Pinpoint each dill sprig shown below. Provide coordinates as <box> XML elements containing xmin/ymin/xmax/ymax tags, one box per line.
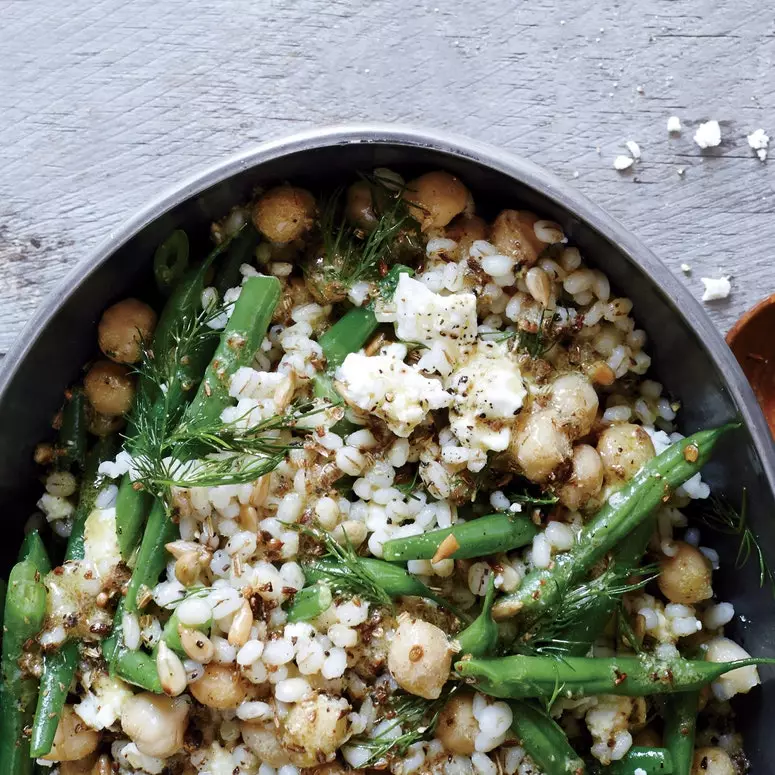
<box><xmin>292</xmin><ymin>522</ymin><xmax>393</xmax><ymax>609</ymax></box>
<box><xmin>350</xmin><ymin>689</ymin><xmax>454</xmax><ymax>767</ymax></box>
<box><xmin>515</xmin><ymin>308</ymin><xmax>557</xmax><ymax>359</ymax></box>
<box><xmin>697</xmin><ymin>489</ymin><xmax>775</xmax><ymax>597</ymax></box>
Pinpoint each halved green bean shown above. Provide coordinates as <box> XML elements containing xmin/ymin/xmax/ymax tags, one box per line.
<box><xmin>456</xmin><ymin>574</ymin><xmax>498</xmax><ymax>657</ymax></box>
<box><xmin>18</xmin><ymin>530</ymin><xmax>51</xmax><ymax>574</ymax></box>
<box><xmin>287</xmin><ymin>583</ymin><xmax>333</xmax><ymax>623</ymax></box>
<box><xmin>508</xmin><ymin>700</ymin><xmax>586</xmax><ymax>775</ymax></box>
<box><xmin>605</xmin><ymin>748</ymin><xmax>674</xmax><ymax>775</ymax></box>
<box><xmin>456</xmin><ymin>652</ymin><xmax>775</xmax><ymax>700</ymax></box>
<box><xmin>493</xmin><ymin>425</ymin><xmax>735</xmax><ymax>621</ymax></box>
<box><xmin>663</xmin><ymin>692</ymin><xmax>699</xmax><ymax>775</ymax></box>
<box><xmin>0</xmin><ymin>561</ymin><xmax>48</xmax><ymax>775</ymax></box>
<box><xmin>115</xmin><ymin>475</ymin><xmax>152</xmax><ymax>561</ymax></box>
<box><xmin>383</xmin><ymin>513</ymin><xmax>538</xmax><ymax>563</ymax></box>
<box><xmin>154</xmin><ymin>230</ymin><xmax>190</xmax><ymax>294</ymax></box>
<box><xmin>304</xmin><ymin>556</ymin><xmax>470</xmax><ymax>622</ymax></box>
<box><xmin>115</xmin><ymin>648</ymin><xmax>162</xmax><ymax>693</ymax></box>
<box><xmin>56</xmin><ymin>387</ymin><xmax>87</xmax><ymax>470</ymax></box>
<box><xmin>184</xmin><ymin>275</ymin><xmax>282</xmax><ymax>428</ymax></box>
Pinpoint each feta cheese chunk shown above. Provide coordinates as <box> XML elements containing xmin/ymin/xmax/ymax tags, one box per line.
<box><xmin>667</xmin><ymin>116</ymin><xmax>682</xmax><ymax>133</ymax></box>
<box><xmin>75</xmin><ymin>673</ymin><xmax>134</xmax><ymax>730</ymax></box>
<box><xmin>613</xmin><ymin>155</ymin><xmax>634</xmax><ymax>171</ymax></box>
<box><xmin>693</xmin><ymin>120</ymin><xmax>721</xmax><ymax>149</ymax></box>
<box><xmin>446</xmin><ymin>343</ymin><xmax>527</xmax><ymax>452</ymax></box>
<box><xmin>700</xmin><ymin>276</ymin><xmax>731</xmax><ymax>302</ymax></box>
<box><xmin>84</xmin><ymin>506</ymin><xmax>122</xmax><ymax>579</ymax></box>
<box><xmin>378</xmin><ymin>274</ymin><xmax>478</xmax><ymax>374</ymax></box>
<box><xmin>335</xmin><ymin>344</ymin><xmax>452</xmax><ymax>437</ymax></box>
<box><xmin>747</xmin><ymin>128</ymin><xmax>769</xmax><ymax>161</ymax></box>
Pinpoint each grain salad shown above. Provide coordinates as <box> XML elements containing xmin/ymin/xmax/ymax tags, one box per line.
<box><xmin>1</xmin><ymin>169</ymin><xmax>769</xmax><ymax>775</ymax></box>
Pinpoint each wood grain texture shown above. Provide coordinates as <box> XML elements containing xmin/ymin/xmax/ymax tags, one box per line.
<box><xmin>0</xmin><ymin>0</ymin><xmax>773</xmax><ymax>357</ymax></box>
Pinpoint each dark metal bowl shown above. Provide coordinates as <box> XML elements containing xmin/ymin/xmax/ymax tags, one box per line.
<box><xmin>1</xmin><ymin>125</ymin><xmax>773</xmax><ymax>762</ymax></box>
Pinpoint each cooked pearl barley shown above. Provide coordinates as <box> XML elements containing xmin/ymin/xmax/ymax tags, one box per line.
<box><xmin>237</xmin><ymin>701</ymin><xmax>274</xmax><ymax>721</ymax></box>
<box><xmin>704</xmin><ymin>602</ymin><xmax>735</xmax><ymax>629</ymax></box>
<box><xmin>177</xmin><ymin>598</ymin><xmax>212</xmax><ymax>628</ymax></box>
<box><xmin>332</xmin><ymin>520</ymin><xmax>368</xmax><ymax>547</ymax></box>
<box><xmin>545</xmin><ymin>521</ymin><xmax>575</xmax><ymax>551</ymax></box>
<box><xmin>564</xmin><ymin>268</ymin><xmax>595</xmax><ymax>295</ymax></box>
<box><xmin>336</xmin><ymin>600</ymin><xmax>369</xmax><ymax>626</ymax></box>
<box><xmin>322</xmin><ymin>647</ymin><xmax>348</xmax><ymax>679</ymax></box>
<box><xmin>277</xmin><ymin>492</ymin><xmax>304</xmax><ymax>523</ymax></box>
<box><xmin>468</xmin><ymin>563</ymin><xmax>492</xmax><ymax>596</ymax></box>
<box><xmin>122</xmin><ymin>611</ymin><xmax>141</xmax><ymax>651</ymax></box>
<box><xmin>533</xmin><ymin>220</ymin><xmax>564</xmax><ymax>244</ymax></box>
<box><xmin>314</xmin><ymin>497</ymin><xmax>340</xmax><ymax>530</ymax></box>
<box><xmin>481</xmin><ymin>254</ymin><xmax>516</xmax><ymax>277</ymax></box>
<box><xmin>705</xmin><ymin>637</ymin><xmax>760</xmax><ymax>700</ymax></box>
<box><xmin>275</xmin><ymin>677</ymin><xmax>312</xmax><ymax>703</ymax></box>
<box><xmin>336</xmin><ymin>446</ymin><xmax>367</xmax><ymax>476</ymax></box>
<box><xmin>263</xmin><ymin>638</ymin><xmax>295</xmax><ymax>665</ymax></box>
<box><xmin>328</xmin><ymin>624</ymin><xmax>358</xmax><ymax>648</ymax></box>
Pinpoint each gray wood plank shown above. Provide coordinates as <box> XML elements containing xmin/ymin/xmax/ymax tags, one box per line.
<box><xmin>1</xmin><ymin>0</ymin><xmax>773</xmax><ymax>357</ymax></box>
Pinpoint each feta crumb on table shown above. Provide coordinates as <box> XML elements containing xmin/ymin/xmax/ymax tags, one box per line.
<box><xmin>667</xmin><ymin>115</ymin><xmax>682</xmax><ymax>133</ymax></box>
<box><xmin>613</xmin><ymin>155</ymin><xmax>634</xmax><ymax>171</ymax></box>
<box><xmin>747</xmin><ymin>128</ymin><xmax>769</xmax><ymax>161</ymax></box>
<box><xmin>700</xmin><ymin>276</ymin><xmax>731</xmax><ymax>302</ymax></box>
<box><xmin>626</xmin><ymin>140</ymin><xmax>641</xmax><ymax>159</ymax></box>
<box><xmin>694</xmin><ymin>120</ymin><xmax>721</xmax><ymax>149</ymax></box>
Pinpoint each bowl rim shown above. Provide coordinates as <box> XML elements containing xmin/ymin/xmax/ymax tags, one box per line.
<box><xmin>2</xmin><ymin>122</ymin><xmax>773</xmax><ymax>490</ymax></box>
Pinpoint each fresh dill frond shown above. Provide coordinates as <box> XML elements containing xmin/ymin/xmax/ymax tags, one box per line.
<box><xmin>505</xmin><ymin>488</ymin><xmax>559</xmax><ymax>507</ymax></box>
<box><xmin>350</xmin><ymin>689</ymin><xmax>454</xmax><ymax>767</ymax></box>
<box><xmin>480</xmin><ymin>329</ymin><xmax>518</xmax><ymax>344</ymax></box>
<box><xmin>698</xmin><ymin>489</ymin><xmax>775</xmax><ymax>597</ymax></box>
<box><xmin>515</xmin><ymin>308</ymin><xmax>557</xmax><ymax>359</ymax></box>
<box><xmin>394</xmin><ymin>466</ymin><xmax>422</xmax><ymax>498</ymax></box>
<box><xmin>293</xmin><ymin>522</ymin><xmax>393</xmax><ymax>609</ymax></box>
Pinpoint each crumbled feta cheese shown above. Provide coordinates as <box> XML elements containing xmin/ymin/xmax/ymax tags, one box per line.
<box><xmin>97</xmin><ymin>449</ymin><xmax>135</xmax><ymax>480</ymax></box>
<box><xmin>700</xmin><ymin>276</ymin><xmax>731</xmax><ymax>302</ymax></box>
<box><xmin>446</xmin><ymin>343</ymin><xmax>527</xmax><ymax>452</ymax></box>
<box><xmin>379</xmin><ymin>274</ymin><xmax>478</xmax><ymax>374</ymax></box>
<box><xmin>747</xmin><ymin>128</ymin><xmax>769</xmax><ymax>161</ymax></box>
<box><xmin>667</xmin><ymin>116</ymin><xmax>682</xmax><ymax>133</ymax></box>
<box><xmin>36</xmin><ymin>493</ymin><xmax>75</xmax><ymax>521</ymax></box>
<box><xmin>75</xmin><ymin>673</ymin><xmax>134</xmax><ymax>730</ymax></box>
<box><xmin>694</xmin><ymin>120</ymin><xmax>721</xmax><ymax>149</ymax></box>
<box><xmin>626</xmin><ymin>140</ymin><xmax>641</xmax><ymax>159</ymax></box>
<box><xmin>680</xmin><ymin>263</ymin><xmax>691</xmax><ymax>273</ymax></box>
<box><xmin>84</xmin><ymin>506</ymin><xmax>122</xmax><ymax>579</ymax></box>
<box><xmin>613</xmin><ymin>155</ymin><xmax>634</xmax><ymax>171</ymax></box>
<box><xmin>335</xmin><ymin>344</ymin><xmax>452</xmax><ymax>437</ymax></box>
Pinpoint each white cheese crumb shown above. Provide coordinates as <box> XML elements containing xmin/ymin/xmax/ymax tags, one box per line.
<box><xmin>613</xmin><ymin>155</ymin><xmax>634</xmax><ymax>171</ymax></box>
<box><xmin>694</xmin><ymin>120</ymin><xmax>721</xmax><ymax>149</ymax></box>
<box><xmin>626</xmin><ymin>140</ymin><xmax>641</xmax><ymax>159</ymax></box>
<box><xmin>747</xmin><ymin>128</ymin><xmax>769</xmax><ymax>161</ymax></box>
<box><xmin>635</xmin><ymin>769</ymin><xmax>647</xmax><ymax>775</ymax></box>
<box><xmin>680</xmin><ymin>263</ymin><xmax>692</xmax><ymax>273</ymax></box>
<box><xmin>667</xmin><ymin>116</ymin><xmax>682</xmax><ymax>133</ymax></box>
<box><xmin>677</xmin><ymin>168</ymin><xmax>686</xmax><ymax>176</ymax></box>
<box><xmin>701</xmin><ymin>276</ymin><xmax>731</xmax><ymax>302</ymax></box>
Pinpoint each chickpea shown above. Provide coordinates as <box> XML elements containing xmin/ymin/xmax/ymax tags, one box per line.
<box><xmin>83</xmin><ymin>360</ymin><xmax>135</xmax><ymax>417</ymax></box>
<box><xmin>512</xmin><ymin>410</ymin><xmax>572</xmax><ymax>483</ymax></box>
<box><xmin>445</xmin><ymin>215</ymin><xmax>488</xmax><ymax>254</ymax></box>
<box><xmin>658</xmin><ymin>541</ymin><xmax>713</xmax><ymax>605</ymax></box>
<box><xmin>704</xmin><ymin>637</ymin><xmax>760</xmax><ymax>700</ymax></box>
<box><xmin>189</xmin><ymin>663</ymin><xmax>247</xmax><ymax>709</ymax></box>
<box><xmin>558</xmin><ymin>444</ymin><xmax>604</xmax><ymax>511</ymax></box>
<box><xmin>596</xmin><ymin>423</ymin><xmax>655</xmax><ymax>485</ymax></box>
<box><xmin>241</xmin><ymin>720</ymin><xmax>291</xmax><ymax>767</ymax></box>
<box><xmin>692</xmin><ymin>747</ymin><xmax>736</xmax><ymax>775</ymax></box>
<box><xmin>388</xmin><ymin>616</ymin><xmax>452</xmax><ymax>699</ymax></box>
<box><xmin>549</xmin><ymin>373</ymin><xmax>599</xmax><ymax>439</ymax></box>
<box><xmin>345</xmin><ymin>180</ymin><xmax>378</xmax><ymax>231</ymax></box>
<box><xmin>435</xmin><ymin>692</ymin><xmax>478</xmax><ymax>755</ymax></box>
<box><xmin>282</xmin><ymin>693</ymin><xmax>352</xmax><ymax>766</ymax></box>
<box><xmin>41</xmin><ymin>705</ymin><xmax>100</xmax><ymax>762</ymax></box>
<box><xmin>98</xmin><ymin>298</ymin><xmax>157</xmax><ymax>364</ymax></box>
<box><xmin>402</xmin><ymin>171</ymin><xmax>470</xmax><ymax>231</ymax></box>
<box><xmin>490</xmin><ymin>210</ymin><xmax>545</xmax><ymax>268</ymax></box>
<box><xmin>120</xmin><ymin>692</ymin><xmax>189</xmax><ymax>758</ymax></box>
<box><xmin>252</xmin><ymin>185</ymin><xmax>316</xmax><ymax>243</ymax></box>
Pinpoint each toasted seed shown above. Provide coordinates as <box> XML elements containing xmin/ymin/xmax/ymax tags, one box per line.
<box><xmin>250</xmin><ymin>476</ymin><xmax>270</xmax><ymax>507</ymax></box>
<box><xmin>238</xmin><ymin>504</ymin><xmax>259</xmax><ymax>534</ymax></box>
<box><xmin>180</xmin><ymin>627</ymin><xmax>215</xmax><ymax>664</ymax></box>
<box><xmin>588</xmin><ymin>361</ymin><xmax>616</xmax><ymax>386</ymax></box>
<box><xmin>228</xmin><ymin>600</ymin><xmax>254</xmax><ymax>647</ymax></box>
<box><xmin>175</xmin><ymin>551</ymin><xmax>202</xmax><ymax>587</ymax></box>
<box><xmin>273</xmin><ymin>372</ymin><xmax>296</xmax><ymax>410</ymax></box>
<box><xmin>525</xmin><ymin>266</ymin><xmax>552</xmax><ymax>307</ymax></box>
<box><xmin>431</xmin><ymin>534</ymin><xmax>461</xmax><ymax>564</ymax></box>
<box><xmin>157</xmin><ymin>640</ymin><xmax>187</xmax><ymax>696</ymax></box>
<box><xmin>165</xmin><ymin>540</ymin><xmax>202</xmax><ymax>559</ymax></box>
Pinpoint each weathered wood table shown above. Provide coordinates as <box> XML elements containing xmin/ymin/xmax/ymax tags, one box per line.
<box><xmin>1</xmin><ymin>0</ymin><xmax>773</xmax><ymax>358</ymax></box>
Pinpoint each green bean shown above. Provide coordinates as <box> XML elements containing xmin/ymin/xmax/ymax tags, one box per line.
<box><xmin>383</xmin><ymin>513</ymin><xmax>538</xmax><ymax>563</ymax></box>
<box><xmin>287</xmin><ymin>583</ymin><xmax>334</xmax><ymax>623</ymax></box>
<box><xmin>0</xmin><ymin>561</ymin><xmax>48</xmax><ymax>775</ymax></box>
<box><xmin>153</xmin><ymin>229</ymin><xmax>190</xmax><ymax>294</ymax></box>
<box><xmin>304</xmin><ymin>556</ymin><xmax>470</xmax><ymax>622</ymax></box>
<box><xmin>456</xmin><ymin>652</ymin><xmax>775</xmax><ymax>700</ymax></box>
<box><xmin>184</xmin><ymin>275</ymin><xmax>282</xmax><ymax>428</ymax></box>
<box><xmin>18</xmin><ymin>531</ymin><xmax>51</xmax><ymax>574</ymax></box>
<box><xmin>508</xmin><ymin>700</ymin><xmax>586</xmax><ymax>775</ymax></box>
<box><xmin>30</xmin><ymin>645</ymin><xmax>77</xmax><ymax>758</ymax></box>
<box><xmin>115</xmin><ymin>647</ymin><xmax>162</xmax><ymax>693</ymax></box>
<box><xmin>115</xmin><ymin>475</ymin><xmax>153</xmax><ymax>560</ymax></box>
<box><xmin>492</xmin><ymin>425</ymin><xmax>735</xmax><ymax>621</ymax></box>
<box><xmin>604</xmin><ymin>748</ymin><xmax>674</xmax><ymax>775</ymax></box>
<box><xmin>56</xmin><ymin>387</ymin><xmax>87</xmax><ymax>470</ymax></box>
<box><xmin>65</xmin><ymin>435</ymin><xmax>120</xmax><ymax>562</ymax></box>
<box><xmin>663</xmin><ymin>692</ymin><xmax>699</xmax><ymax>775</ymax></box>
<box><xmin>456</xmin><ymin>574</ymin><xmax>498</xmax><ymax>657</ymax></box>
<box><xmin>0</xmin><ymin>578</ymin><xmax>6</xmax><ymax>632</ymax></box>
<box><xmin>214</xmin><ymin>224</ymin><xmax>259</xmax><ymax>297</ymax></box>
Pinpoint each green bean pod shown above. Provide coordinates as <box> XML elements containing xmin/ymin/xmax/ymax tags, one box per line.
<box><xmin>30</xmin><ymin>644</ymin><xmax>77</xmax><ymax>758</ymax></box>
<box><xmin>153</xmin><ymin>229</ymin><xmax>190</xmax><ymax>294</ymax></box>
<box><xmin>115</xmin><ymin>648</ymin><xmax>162</xmax><ymax>693</ymax></box>
<box><xmin>604</xmin><ymin>748</ymin><xmax>674</xmax><ymax>775</ymax></box>
<box><xmin>663</xmin><ymin>692</ymin><xmax>699</xmax><ymax>775</ymax></box>
<box><xmin>18</xmin><ymin>530</ymin><xmax>51</xmax><ymax>573</ymax></box>
<box><xmin>184</xmin><ymin>275</ymin><xmax>282</xmax><ymax>428</ymax></box>
<box><xmin>304</xmin><ymin>556</ymin><xmax>470</xmax><ymax>622</ymax></box>
<box><xmin>456</xmin><ymin>574</ymin><xmax>498</xmax><ymax>657</ymax></box>
<box><xmin>493</xmin><ymin>425</ymin><xmax>735</xmax><ymax>621</ymax></box>
<box><xmin>56</xmin><ymin>386</ymin><xmax>87</xmax><ymax>470</ymax></box>
<box><xmin>115</xmin><ymin>475</ymin><xmax>153</xmax><ymax>561</ymax></box>
<box><xmin>0</xmin><ymin>561</ymin><xmax>48</xmax><ymax>775</ymax></box>
<box><xmin>456</xmin><ymin>652</ymin><xmax>775</xmax><ymax>700</ymax></box>
<box><xmin>383</xmin><ymin>513</ymin><xmax>538</xmax><ymax>563</ymax></box>
<box><xmin>508</xmin><ymin>700</ymin><xmax>586</xmax><ymax>775</ymax></box>
<box><xmin>287</xmin><ymin>583</ymin><xmax>334</xmax><ymax>623</ymax></box>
